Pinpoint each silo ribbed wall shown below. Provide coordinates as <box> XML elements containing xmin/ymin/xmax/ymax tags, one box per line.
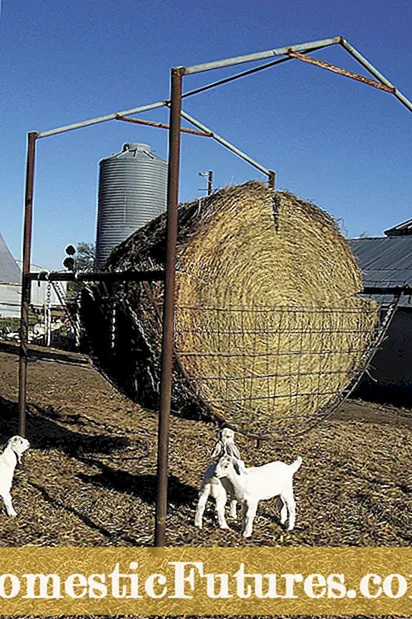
<box><xmin>95</xmin><ymin>143</ymin><xmax>167</xmax><ymax>267</ymax></box>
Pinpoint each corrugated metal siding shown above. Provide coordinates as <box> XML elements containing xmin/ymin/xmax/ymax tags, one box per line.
<box><xmin>95</xmin><ymin>143</ymin><xmax>167</xmax><ymax>267</ymax></box>
<box><xmin>351</xmin><ymin>237</ymin><xmax>412</xmax><ymax>277</ymax></box>
<box><xmin>351</xmin><ymin>237</ymin><xmax>412</xmax><ymax>307</ymax></box>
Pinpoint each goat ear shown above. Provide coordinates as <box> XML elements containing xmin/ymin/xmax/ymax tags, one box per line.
<box><xmin>8</xmin><ymin>438</ymin><xmax>23</xmax><ymax>463</ymax></box>
<box><xmin>227</xmin><ymin>443</ymin><xmax>241</xmax><ymax>459</ymax></box>
<box><xmin>211</xmin><ymin>442</ymin><xmax>222</xmax><ymax>458</ymax></box>
<box><xmin>232</xmin><ymin>458</ymin><xmax>241</xmax><ymax>475</ymax></box>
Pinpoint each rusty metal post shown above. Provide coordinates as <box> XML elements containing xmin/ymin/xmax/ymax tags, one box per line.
<box><xmin>268</xmin><ymin>170</ymin><xmax>276</xmax><ymax>189</ymax></box>
<box><xmin>155</xmin><ymin>68</ymin><xmax>183</xmax><ymax>547</ymax></box>
<box><xmin>18</xmin><ymin>132</ymin><xmax>37</xmax><ymax>437</ymax></box>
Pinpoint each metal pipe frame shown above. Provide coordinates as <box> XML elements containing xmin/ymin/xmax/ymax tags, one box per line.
<box><xmin>154</xmin><ymin>37</ymin><xmax>410</xmax><ymax>547</ymax></box>
<box><xmin>340</xmin><ymin>38</ymin><xmax>412</xmax><ymax>113</ymax></box>
<box><xmin>17</xmin><ymin>36</ymin><xmax>411</xmax><ymax>549</ymax></box>
<box><xmin>117</xmin><ymin>109</ymin><xmax>274</xmax><ymax>183</ymax></box>
<box><xmin>16</xmin><ymin>62</ymin><xmax>275</xmax><ymax>524</ymax></box>
<box><xmin>179</xmin><ymin>36</ymin><xmax>342</xmax><ymax>75</ymax></box>
<box><xmin>18</xmin><ymin>132</ymin><xmax>37</xmax><ymax>436</ymax></box>
<box><xmin>288</xmin><ymin>51</ymin><xmax>396</xmax><ymax>93</ymax></box>
<box><xmin>155</xmin><ymin>68</ymin><xmax>183</xmax><ymax>548</ymax></box>
<box><xmin>179</xmin><ymin>109</ymin><xmax>272</xmax><ymax>177</ymax></box>
<box><xmin>36</xmin><ymin>101</ymin><xmax>168</xmax><ymax>139</ymax></box>
<box><xmin>25</xmin><ymin>270</ymin><xmax>165</xmax><ymax>283</ymax></box>
<box><xmin>115</xmin><ymin>115</ymin><xmax>212</xmax><ymax>137</ymax></box>
<box><xmin>32</xmin><ymin>35</ymin><xmax>411</xmax><ymax>142</ymax></box>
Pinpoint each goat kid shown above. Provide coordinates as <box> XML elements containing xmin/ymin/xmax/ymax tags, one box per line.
<box><xmin>0</xmin><ymin>436</ymin><xmax>30</xmax><ymax>517</ymax></box>
<box><xmin>214</xmin><ymin>454</ymin><xmax>302</xmax><ymax>538</ymax></box>
<box><xmin>194</xmin><ymin>428</ymin><xmax>243</xmax><ymax>530</ymax></box>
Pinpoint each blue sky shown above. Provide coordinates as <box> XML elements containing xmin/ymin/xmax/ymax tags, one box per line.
<box><xmin>1</xmin><ymin>0</ymin><xmax>411</xmax><ymax>270</ymax></box>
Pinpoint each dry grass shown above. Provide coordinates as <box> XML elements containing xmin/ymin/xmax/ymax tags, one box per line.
<box><xmin>0</xmin><ymin>346</ymin><xmax>412</xmax><ymax>619</ymax></box>
<box><xmin>88</xmin><ymin>182</ymin><xmax>379</xmax><ymax>438</ymax></box>
<box><xmin>0</xmin><ymin>347</ymin><xmax>411</xmax><ymax>549</ymax></box>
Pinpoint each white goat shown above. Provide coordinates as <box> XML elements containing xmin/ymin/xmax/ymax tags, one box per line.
<box><xmin>214</xmin><ymin>454</ymin><xmax>302</xmax><ymax>538</ymax></box>
<box><xmin>0</xmin><ymin>436</ymin><xmax>30</xmax><ymax>517</ymax></box>
<box><xmin>194</xmin><ymin>428</ymin><xmax>243</xmax><ymax>530</ymax></box>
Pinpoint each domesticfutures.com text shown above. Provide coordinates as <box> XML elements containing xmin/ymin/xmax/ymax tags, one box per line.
<box><xmin>0</xmin><ymin>561</ymin><xmax>411</xmax><ymax>601</ymax></box>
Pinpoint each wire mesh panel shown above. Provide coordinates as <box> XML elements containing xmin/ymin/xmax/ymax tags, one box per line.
<box><xmin>83</xmin><ymin>182</ymin><xmax>401</xmax><ymax>438</ymax></box>
<box><xmin>175</xmin><ymin>301</ymin><xmax>381</xmax><ymax>438</ymax></box>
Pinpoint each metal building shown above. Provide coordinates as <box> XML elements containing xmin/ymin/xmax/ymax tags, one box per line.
<box><xmin>0</xmin><ymin>233</ymin><xmax>67</xmax><ymax>319</ymax></box>
<box><xmin>351</xmin><ymin>231</ymin><xmax>412</xmax><ymax>406</ymax></box>
<box><xmin>95</xmin><ymin>143</ymin><xmax>167</xmax><ymax>267</ymax></box>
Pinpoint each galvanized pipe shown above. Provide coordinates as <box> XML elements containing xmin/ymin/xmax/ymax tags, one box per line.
<box><xmin>37</xmin><ymin>101</ymin><xmax>168</xmax><ymax>139</ymax></box>
<box><xmin>18</xmin><ymin>132</ymin><xmax>37</xmax><ymax>437</ymax></box>
<box><xmin>180</xmin><ymin>36</ymin><xmax>341</xmax><ymax>75</ymax></box>
<box><xmin>155</xmin><ymin>68</ymin><xmax>183</xmax><ymax>547</ymax></box>
<box><xmin>31</xmin><ymin>59</ymin><xmax>295</xmax><ymax>141</ymax></box>
<box><xmin>32</xmin><ymin>37</ymin><xmax>410</xmax><ymax>144</ymax></box>
<box><xmin>180</xmin><ymin>110</ymin><xmax>271</xmax><ymax>177</ymax></box>
<box><xmin>340</xmin><ymin>39</ymin><xmax>412</xmax><ymax>113</ymax></box>
<box><xmin>33</xmin><ymin>53</ymin><xmax>308</xmax><ymax>143</ymax></box>
<box><xmin>182</xmin><ymin>55</ymin><xmax>295</xmax><ymax>99</ymax></box>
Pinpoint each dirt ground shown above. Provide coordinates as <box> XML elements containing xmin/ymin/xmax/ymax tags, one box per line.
<box><xmin>0</xmin><ymin>344</ymin><xmax>411</xmax><ymax>618</ymax></box>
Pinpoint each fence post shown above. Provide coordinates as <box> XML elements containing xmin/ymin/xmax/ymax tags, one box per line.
<box><xmin>155</xmin><ymin>68</ymin><xmax>183</xmax><ymax>547</ymax></box>
<box><xmin>18</xmin><ymin>132</ymin><xmax>37</xmax><ymax>437</ymax></box>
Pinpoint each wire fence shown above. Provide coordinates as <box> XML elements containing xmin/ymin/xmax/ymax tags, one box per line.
<box><xmin>174</xmin><ymin>299</ymin><xmax>398</xmax><ymax>438</ymax></box>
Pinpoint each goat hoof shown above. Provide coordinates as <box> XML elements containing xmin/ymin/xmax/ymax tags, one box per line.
<box><xmin>242</xmin><ymin>531</ymin><xmax>251</xmax><ymax>538</ymax></box>
<box><xmin>8</xmin><ymin>511</ymin><xmax>17</xmax><ymax>518</ymax></box>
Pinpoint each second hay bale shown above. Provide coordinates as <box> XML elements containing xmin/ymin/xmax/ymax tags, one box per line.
<box><xmin>88</xmin><ymin>181</ymin><xmax>377</xmax><ymax>438</ymax></box>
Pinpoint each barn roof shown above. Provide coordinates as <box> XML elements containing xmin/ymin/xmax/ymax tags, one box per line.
<box><xmin>351</xmin><ymin>236</ymin><xmax>412</xmax><ymax>308</ymax></box>
<box><xmin>384</xmin><ymin>218</ymin><xmax>412</xmax><ymax>237</ymax></box>
<box><xmin>0</xmin><ymin>233</ymin><xmax>21</xmax><ymax>284</ymax></box>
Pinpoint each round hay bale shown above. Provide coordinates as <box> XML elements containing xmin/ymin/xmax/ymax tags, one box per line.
<box><xmin>83</xmin><ymin>181</ymin><xmax>378</xmax><ymax>438</ymax></box>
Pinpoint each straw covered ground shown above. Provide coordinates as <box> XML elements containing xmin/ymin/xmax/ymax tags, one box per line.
<box><xmin>0</xmin><ymin>345</ymin><xmax>411</xmax><ymax>619</ymax></box>
<box><xmin>83</xmin><ymin>181</ymin><xmax>378</xmax><ymax>439</ymax></box>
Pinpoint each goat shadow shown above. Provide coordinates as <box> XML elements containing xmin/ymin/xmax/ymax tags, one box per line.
<box><xmin>0</xmin><ymin>395</ymin><xmax>198</xmax><ymax>507</ymax></box>
<box><xmin>77</xmin><ymin>462</ymin><xmax>198</xmax><ymax>507</ymax></box>
<box><xmin>0</xmin><ymin>394</ymin><xmax>130</xmax><ymax>456</ymax></box>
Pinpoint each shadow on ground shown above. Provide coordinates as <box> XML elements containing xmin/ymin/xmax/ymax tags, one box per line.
<box><xmin>77</xmin><ymin>463</ymin><xmax>198</xmax><ymax>507</ymax></box>
<box><xmin>0</xmin><ymin>394</ymin><xmax>198</xmax><ymax>509</ymax></box>
<box><xmin>0</xmin><ymin>394</ymin><xmax>130</xmax><ymax>455</ymax></box>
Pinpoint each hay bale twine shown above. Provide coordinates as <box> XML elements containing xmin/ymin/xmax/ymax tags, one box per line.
<box><xmin>84</xmin><ymin>181</ymin><xmax>377</xmax><ymax>438</ymax></box>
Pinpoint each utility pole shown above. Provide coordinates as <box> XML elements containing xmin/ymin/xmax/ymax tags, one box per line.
<box><xmin>199</xmin><ymin>170</ymin><xmax>213</xmax><ymax>195</ymax></box>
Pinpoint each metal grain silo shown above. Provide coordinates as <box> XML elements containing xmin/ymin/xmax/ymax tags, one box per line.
<box><xmin>95</xmin><ymin>143</ymin><xmax>167</xmax><ymax>267</ymax></box>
